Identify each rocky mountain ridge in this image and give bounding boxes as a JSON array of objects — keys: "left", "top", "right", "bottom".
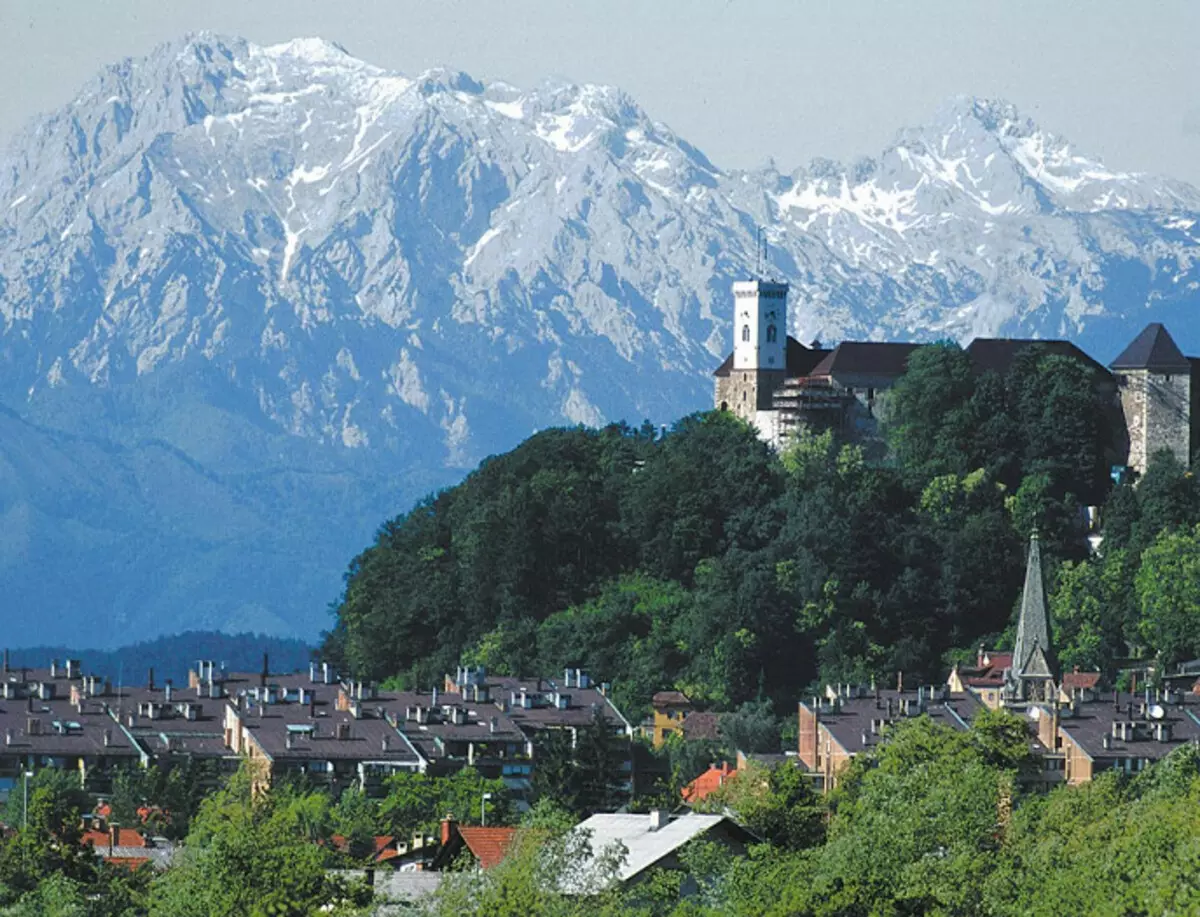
[{"left": 3, "top": 34, "right": 1199, "bottom": 646}]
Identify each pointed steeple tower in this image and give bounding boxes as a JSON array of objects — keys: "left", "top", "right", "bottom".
[{"left": 1004, "top": 531, "right": 1057, "bottom": 705}]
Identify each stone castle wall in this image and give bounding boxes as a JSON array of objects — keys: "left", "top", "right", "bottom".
[
  {"left": 1119, "top": 370, "right": 1191, "bottom": 473},
  {"left": 715, "top": 369, "right": 786, "bottom": 425}
]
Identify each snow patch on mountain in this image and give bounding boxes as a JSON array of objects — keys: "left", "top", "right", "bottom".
[{"left": 3, "top": 35, "right": 1200, "bottom": 646}]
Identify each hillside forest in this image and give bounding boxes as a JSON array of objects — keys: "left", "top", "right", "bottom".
[{"left": 322, "top": 342, "right": 1200, "bottom": 720}]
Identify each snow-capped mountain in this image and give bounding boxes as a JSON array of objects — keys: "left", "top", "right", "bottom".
[{"left": 3, "top": 34, "right": 1200, "bottom": 647}]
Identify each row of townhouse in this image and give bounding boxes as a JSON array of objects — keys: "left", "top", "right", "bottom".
[
  {"left": 795, "top": 531, "right": 1200, "bottom": 791},
  {"left": 0, "top": 655, "right": 634, "bottom": 802},
  {"left": 797, "top": 679, "right": 1200, "bottom": 792}
]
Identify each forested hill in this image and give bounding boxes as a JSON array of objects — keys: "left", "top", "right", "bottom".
[{"left": 322, "top": 343, "right": 1200, "bottom": 718}]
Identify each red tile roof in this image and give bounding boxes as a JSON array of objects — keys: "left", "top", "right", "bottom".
[
  {"left": 961, "top": 652, "right": 1012, "bottom": 687},
  {"left": 682, "top": 762, "right": 737, "bottom": 803},
  {"left": 457, "top": 826, "right": 518, "bottom": 869},
  {"left": 82, "top": 828, "right": 146, "bottom": 849},
  {"left": 1063, "top": 671, "right": 1101, "bottom": 691},
  {"left": 328, "top": 834, "right": 400, "bottom": 863},
  {"left": 106, "top": 856, "right": 152, "bottom": 870}
]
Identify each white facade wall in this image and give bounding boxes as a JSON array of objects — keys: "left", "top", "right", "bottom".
[{"left": 732, "top": 281, "right": 788, "bottom": 372}]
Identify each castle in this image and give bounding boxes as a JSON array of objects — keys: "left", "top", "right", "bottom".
[{"left": 713, "top": 278, "right": 1198, "bottom": 476}]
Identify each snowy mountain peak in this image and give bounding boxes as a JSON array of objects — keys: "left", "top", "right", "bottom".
[
  {"left": 263, "top": 36, "right": 356, "bottom": 64},
  {"left": 3, "top": 37, "right": 1200, "bottom": 647}
]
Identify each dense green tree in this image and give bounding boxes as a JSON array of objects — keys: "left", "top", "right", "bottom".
[
  {"left": 1050, "top": 549, "right": 1137, "bottom": 674},
  {"left": 884, "top": 341, "right": 978, "bottom": 482},
  {"left": 376, "top": 769, "right": 509, "bottom": 841},
  {"left": 148, "top": 766, "right": 371, "bottom": 917},
  {"left": 697, "top": 760, "right": 824, "bottom": 851},
  {"left": 532, "top": 713, "right": 631, "bottom": 817},
  {"left": 1135, "top": 523, "right": 1200, "bottom": 667}
]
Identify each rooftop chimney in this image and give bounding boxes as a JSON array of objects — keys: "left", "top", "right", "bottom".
[
  {"left": 648, "top": 809, "right": 666, "bottom": 832},
  {"left": 260, "top": 652, "right": 269, "bottom": 688},
  {"left": 322, "top": 662, "right": 331, "bottom": 685},
  {"left": 310, "top": 662, "right": 318, "bottom": 683},
  {"left": 165, "top": 680, "right": 173, "bottom": 703}
]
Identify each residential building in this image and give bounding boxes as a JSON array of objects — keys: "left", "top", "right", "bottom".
[
  {"left": 442, "top": 666, "right": 635, "bottom": 800},
  {"left": 430, "top": 816, "right": 519, "bottom": 870},
  {"left": 947, "top": 649, "right": 1013, "bottom": 709},
  {"left": 650, "top": 691, "right": 693, "bottom": 747},
  {"left": 797, "top": 684, "right": 986, "bottom": 791},
  {"left": 1030, "top": 687, "right": 1200, "bottom": 785},
  {"left": 0, "top": 661, "right": 139, "bottom": 798},
  {"left": 222, "top": 675, "right": 423, "bottom": 795},
  {"left": 563, "top": 811, "right": 755, "bottom": 893},
  {"left": 681, "top": 761, "right": 736, "bottom": 803}
]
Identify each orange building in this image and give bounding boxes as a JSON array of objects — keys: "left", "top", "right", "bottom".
[{"left": 682, "top": 761, "right": 737, "bottom": 803}]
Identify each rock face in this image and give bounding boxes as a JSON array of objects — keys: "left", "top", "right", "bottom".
[{"left": 3, "top": 34, "right": 1200, "bottom": 646}]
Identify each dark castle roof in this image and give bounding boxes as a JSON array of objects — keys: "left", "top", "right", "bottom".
[
  {"left": 1111, "top": 323, "right": 1192, "bottom": 373},
  {"left": 713, "top": 336, "right": 829, "bottom": 378},
  {"left": 808, "top": 342, "right": 922, "bottom": 378},
  {"left": 966, "top": 338, "right": 1110, "bottom": 379}
]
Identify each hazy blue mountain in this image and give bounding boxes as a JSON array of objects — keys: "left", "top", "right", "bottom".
[
  {"left": 3, "top": 34, "right": 1200, "bottom": 647},
  {"left": 5, "top": 630, "right": 314, "bottom": 687}
]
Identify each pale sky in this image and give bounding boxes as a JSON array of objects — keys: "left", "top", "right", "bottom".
[{"left": 2, "top": 0, "right": 1200, "bottom": 183}]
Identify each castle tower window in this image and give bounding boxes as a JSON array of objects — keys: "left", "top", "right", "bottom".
[
  {"left": 766, "top": 324, "right": 777, "bottom": 343},
  {"left": 742, "top": 325, "right": 751, "bottom": 342}
]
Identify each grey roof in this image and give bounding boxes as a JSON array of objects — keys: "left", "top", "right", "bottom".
[
  {"left": 1010, "top": 533, "right": 1056, "bottom": 687},
  {"left": 1048, "top": 690, "right": 1200, "bottom": 762},
  {"left": 566, "top": 813, "right": 748, "bottom": 888},
  {"left": 1110, "top": 323, "right": 1192, "bottom": 372}
]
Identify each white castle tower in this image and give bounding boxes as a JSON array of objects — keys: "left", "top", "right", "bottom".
[{"left": 717, "top": 280, "right": 789, "bottom": 427}]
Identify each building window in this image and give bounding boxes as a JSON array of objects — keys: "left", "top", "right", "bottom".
[
  {"left": 742, "top": 325, "right": 751, "bottom": 342},
  {"left": 766, "top": 324, "right": 777, "bottom": 343},
  {"left": 741, "top": 390, "right": 746, "bottom": 402}
]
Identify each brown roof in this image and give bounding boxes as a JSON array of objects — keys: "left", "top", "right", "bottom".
[
  {"left": 457, "top": 827, "right": 519, "bottom": 869},
  {"left": 966, "top": 338, "right": 1111, "bottom": 379},
  {"left": 808, "top": 342, "right": 922, "bottom": 379},
  {"left": 681, "top": 711, "right": 721, "bottom": 742},
  {"left": 651, "top": 691, "right": 692, "bottom": 709}
]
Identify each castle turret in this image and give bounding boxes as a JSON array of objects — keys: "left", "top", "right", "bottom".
[
  {"left": 714, "top": 280, "right": 789, "bottom": 426},
  {"left": 1003, "top": 532, "right": 1057, "bottom": 706},
  {"left": 1111, "top": 323, "right": 1192, "bottom": 475}
]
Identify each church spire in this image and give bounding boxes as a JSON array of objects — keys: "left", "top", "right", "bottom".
[{"left": 1005, "top": 531, "right": 1057, "bottom": 704}]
